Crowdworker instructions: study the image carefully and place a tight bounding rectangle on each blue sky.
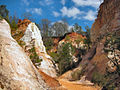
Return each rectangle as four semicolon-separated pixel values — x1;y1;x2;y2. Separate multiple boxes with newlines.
0;0;103;30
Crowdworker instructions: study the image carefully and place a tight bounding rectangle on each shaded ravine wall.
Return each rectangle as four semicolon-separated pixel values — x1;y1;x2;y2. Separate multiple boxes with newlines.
79;0;120;80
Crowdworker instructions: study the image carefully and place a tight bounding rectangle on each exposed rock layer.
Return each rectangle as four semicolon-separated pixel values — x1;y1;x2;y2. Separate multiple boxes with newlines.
91;0;120;42
0;19;48;90
83;0;120;79
21;22;57;77
11;19;31;40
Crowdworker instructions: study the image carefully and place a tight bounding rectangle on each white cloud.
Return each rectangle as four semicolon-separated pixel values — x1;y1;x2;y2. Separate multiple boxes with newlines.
57;20;64;24
61;7;83;19
22;0;29;6
26;8;42;15
39;0;53;6
83;10;96;21
61;0;65;5
72;0;102;8
53;11;60;17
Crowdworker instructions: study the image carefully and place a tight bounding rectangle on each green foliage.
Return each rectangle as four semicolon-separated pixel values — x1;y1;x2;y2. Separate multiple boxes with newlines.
0;5;18;32
49;52;58;63
84;26;91;49
91;71;119;90
71;69;85;81
35;59;43;63
43;37;54;52
75;37;84;45
75;39;81;45
73;23;84;35
0;5;10;24
104;33;120;52
104;33;120;75
91;72;107;87
10;17;18;30
0;5;18;33
0;5;9;19
104;70;120;90
53;43;75;75
58;43;73;75
29;47;42;64
0;15;3;20
17;40;26;47
102;33;120;89
65;35;70;41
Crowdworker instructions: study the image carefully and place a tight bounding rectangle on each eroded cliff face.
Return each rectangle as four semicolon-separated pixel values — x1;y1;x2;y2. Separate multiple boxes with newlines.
21;22;57;78
91;0;120;42
83;0;120;79
21;23;46;53
11;19;31;41
58;32;87;63
0;19;48;90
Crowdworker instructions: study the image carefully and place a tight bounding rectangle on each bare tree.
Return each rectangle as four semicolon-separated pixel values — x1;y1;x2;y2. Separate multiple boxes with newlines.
40;19;51;37
21;12;34;21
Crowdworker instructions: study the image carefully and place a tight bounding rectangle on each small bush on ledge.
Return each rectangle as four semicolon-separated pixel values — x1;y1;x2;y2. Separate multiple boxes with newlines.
29;47;42;64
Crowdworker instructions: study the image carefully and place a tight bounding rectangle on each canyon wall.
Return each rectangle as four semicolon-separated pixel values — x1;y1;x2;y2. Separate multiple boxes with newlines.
78;0;120;80
91;0;120;42
0;19;49;89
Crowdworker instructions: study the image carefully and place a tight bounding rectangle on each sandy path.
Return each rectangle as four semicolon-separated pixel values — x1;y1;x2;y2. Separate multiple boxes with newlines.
58;79;100;90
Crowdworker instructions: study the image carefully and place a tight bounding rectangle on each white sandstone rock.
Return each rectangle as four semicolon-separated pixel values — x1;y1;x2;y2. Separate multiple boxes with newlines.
21;22;57;77
0;19;48;90
21;23;46;53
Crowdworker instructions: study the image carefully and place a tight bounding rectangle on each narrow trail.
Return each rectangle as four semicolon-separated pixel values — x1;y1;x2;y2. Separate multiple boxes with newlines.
57;79;100;90
37;52;100;90
57;71;100;90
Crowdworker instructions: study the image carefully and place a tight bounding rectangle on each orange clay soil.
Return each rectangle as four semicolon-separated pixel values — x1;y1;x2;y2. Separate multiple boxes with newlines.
57;70;101;90
38;69;60;88
39;69;100;90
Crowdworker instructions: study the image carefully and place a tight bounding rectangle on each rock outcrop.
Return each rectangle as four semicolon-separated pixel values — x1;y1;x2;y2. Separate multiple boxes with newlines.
58;32;86;49
49;32;86;53
11;19;31;41
58;32;86;63
79;0;120;80
21;23;46;53
91;0;120;42
0;19;48;89
21;22;57;77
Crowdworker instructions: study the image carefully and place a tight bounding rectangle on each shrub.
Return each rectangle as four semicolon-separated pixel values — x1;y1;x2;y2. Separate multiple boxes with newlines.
75;39;81;45
91;72;107;87
10;19;18;31
29;47;42;64
49;52;58;63
35;59;43;63
65;35;70;41
43;37;54;52
0;5;9;19
54;42;75;75
71;69;84;81
17;40;26;47
0;15;3;20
